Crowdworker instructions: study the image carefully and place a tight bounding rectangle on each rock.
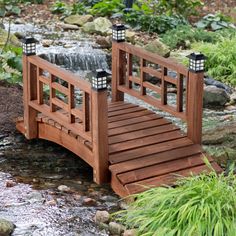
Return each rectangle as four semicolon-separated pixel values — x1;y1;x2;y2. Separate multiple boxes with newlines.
126;30;136;44
83;197;97;206
204;76;233;94
119;201;129;210
58;23;80;31
58;185;71;193
0;28;20;47
45;200;57;206
94;210;110;224
63;44;73;48
98;222;109;231
109;222;125;235
95;36;112;49
123;229;137;236
144;39;170;57
83;17;112;36
64;15;93;26
203;85;230;107
230;92;236;105
5;180;16;188
42;39;53;47
14;18;25;24
26;191;45;204
0;219;15;236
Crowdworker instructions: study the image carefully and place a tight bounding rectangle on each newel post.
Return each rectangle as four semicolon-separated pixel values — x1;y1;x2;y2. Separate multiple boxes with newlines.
186;52;206;144
22;37;38;139
91;69;109;184
111;24;126;102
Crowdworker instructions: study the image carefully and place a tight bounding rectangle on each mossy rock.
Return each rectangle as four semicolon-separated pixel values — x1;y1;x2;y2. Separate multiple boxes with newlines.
0;28;20;47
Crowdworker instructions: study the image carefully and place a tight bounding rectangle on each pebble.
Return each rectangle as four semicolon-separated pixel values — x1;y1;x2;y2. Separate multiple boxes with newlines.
57;185;71;193
123;229;137;236
5;180;16;188
108;222;125;236
82;197;97;206
42;39;53;47
45;200;57;206
94;210;110;224
0;219;15;236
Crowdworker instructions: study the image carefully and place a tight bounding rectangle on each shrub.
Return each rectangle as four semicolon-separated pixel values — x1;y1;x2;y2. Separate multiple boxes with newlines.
116;163;236;236
160;25;218;50
192;38;236;86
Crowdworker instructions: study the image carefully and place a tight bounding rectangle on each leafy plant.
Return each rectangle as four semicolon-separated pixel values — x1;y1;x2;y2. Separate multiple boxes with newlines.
196;13;236;31
116;162;236;236
160;25;218;50
51;1;67;14
0;46;22;83
0;0;21;17
90;0;124;17
192;38;236;86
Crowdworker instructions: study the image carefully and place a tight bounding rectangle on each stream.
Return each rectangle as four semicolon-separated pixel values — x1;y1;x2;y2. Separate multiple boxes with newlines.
1;22;236;235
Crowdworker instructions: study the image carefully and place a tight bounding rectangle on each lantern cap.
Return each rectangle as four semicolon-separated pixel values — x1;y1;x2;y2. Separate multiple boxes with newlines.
187;52;207;60
93;69;111;78
21;37;38;44
112;24;127;30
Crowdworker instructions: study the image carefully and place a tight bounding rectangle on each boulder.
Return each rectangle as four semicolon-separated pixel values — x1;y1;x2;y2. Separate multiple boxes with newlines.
230;92;236;105
83;17;112;36
0;28;20;47
95;36;112;49
0;219;15;236
64;15;93;26
123;229;137;236
58;23;80;31
108;222;125;235
126;30;136;44
203;85;230;108
144;39;170;57
94;210;110;224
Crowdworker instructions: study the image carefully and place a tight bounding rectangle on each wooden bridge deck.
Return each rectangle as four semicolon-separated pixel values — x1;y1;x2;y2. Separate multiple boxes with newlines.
17;40;222;197
16;100;221;197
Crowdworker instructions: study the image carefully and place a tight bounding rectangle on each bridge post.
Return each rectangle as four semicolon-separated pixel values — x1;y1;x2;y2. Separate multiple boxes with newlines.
111;24;127;102
22;37;38;139
187;53;206;144
91;70;109;184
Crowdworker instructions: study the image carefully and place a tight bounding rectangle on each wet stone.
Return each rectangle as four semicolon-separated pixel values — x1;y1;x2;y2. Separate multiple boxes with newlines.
57;185;71;193
0;219;15;236
94;210;110;224
5;180;17;188
82;197;97;206
108;222;125;236
123;229;137;236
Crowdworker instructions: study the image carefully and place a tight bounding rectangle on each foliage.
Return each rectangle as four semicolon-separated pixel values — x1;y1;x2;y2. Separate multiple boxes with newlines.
0;0;21;16
195;13;236;31
192;38;236;86
90;0;124;17
0;46;22;83
116;163;236;236
51;1;67;14
124;11;188;34
160;25;218;50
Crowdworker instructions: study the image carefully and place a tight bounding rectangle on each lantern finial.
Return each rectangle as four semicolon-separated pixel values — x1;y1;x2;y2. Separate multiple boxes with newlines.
187;52;207;73
22;37;37;56
92;69;110;90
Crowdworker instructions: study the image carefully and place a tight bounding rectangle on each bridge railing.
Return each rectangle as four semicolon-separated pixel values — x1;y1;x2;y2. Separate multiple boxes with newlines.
112;42;204;144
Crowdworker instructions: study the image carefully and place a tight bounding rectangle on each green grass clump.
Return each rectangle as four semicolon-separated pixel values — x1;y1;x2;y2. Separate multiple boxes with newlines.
192;38;236;86
117;165;236;236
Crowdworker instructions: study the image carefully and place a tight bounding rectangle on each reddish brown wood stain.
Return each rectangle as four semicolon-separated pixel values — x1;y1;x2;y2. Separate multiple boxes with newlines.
16;42;222;197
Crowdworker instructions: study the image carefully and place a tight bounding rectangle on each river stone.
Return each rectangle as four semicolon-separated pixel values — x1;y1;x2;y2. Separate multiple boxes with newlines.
58;185;71;193
0;219;15;236
64;15;93;26
203;85;230;107
144;39;170;57
82;22;96;34
58;23;80;31
0;28;20;47
95;210;110;223
95;36;111;49
109;222;125;235
123;229;137;236
230;92;236;104
126;30;136;44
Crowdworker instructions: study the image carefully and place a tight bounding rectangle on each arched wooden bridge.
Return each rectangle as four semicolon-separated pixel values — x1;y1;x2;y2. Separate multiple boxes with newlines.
16;41;222;197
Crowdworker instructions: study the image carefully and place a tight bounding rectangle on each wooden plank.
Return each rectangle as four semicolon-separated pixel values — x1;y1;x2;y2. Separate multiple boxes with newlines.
108;103;138;112
51;82;69;96
38;75;50;85
164;75;177;85
127;53;132;89
109;144;203;174
176;73;183;112
118;153;208;185
108;101;128;108
161;67;167;105
71;108;83;120
108;113;160;129
108;106;146;117
83;92;90;132
28;56;92;94
109;137;193;164
37;68;43;105
108;110;154;123
125;162;222;194
143;81;161;94
142;67;162;79
109;130;185;154
109;123;179;144
51;97;68;111
108;118;171;136
129;76;140;85
68;84;75;123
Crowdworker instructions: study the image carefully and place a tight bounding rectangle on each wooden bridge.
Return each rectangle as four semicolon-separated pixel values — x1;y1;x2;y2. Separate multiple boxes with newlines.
16;40;222;197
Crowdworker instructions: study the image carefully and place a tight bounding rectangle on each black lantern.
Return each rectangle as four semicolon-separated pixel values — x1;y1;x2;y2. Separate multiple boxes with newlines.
187;52;207;73
92;69;109;90
112;24;126;42
22;37;37;56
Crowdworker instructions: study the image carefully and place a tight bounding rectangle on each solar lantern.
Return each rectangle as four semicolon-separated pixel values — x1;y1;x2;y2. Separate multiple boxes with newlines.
92;69;110;90
112;24;126;42
22;37;37;56
187;52;207;73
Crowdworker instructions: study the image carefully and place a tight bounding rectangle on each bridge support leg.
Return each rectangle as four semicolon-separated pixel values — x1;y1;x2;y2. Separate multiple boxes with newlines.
187;71;204;144
23;55;38;139
91;89;109;184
